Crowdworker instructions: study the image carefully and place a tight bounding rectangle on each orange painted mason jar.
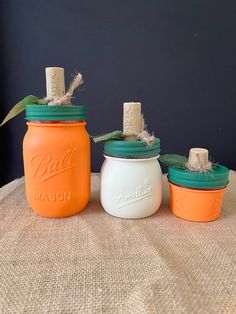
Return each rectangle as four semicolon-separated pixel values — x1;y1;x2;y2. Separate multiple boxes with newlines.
23;105;90;218
168;164;229;222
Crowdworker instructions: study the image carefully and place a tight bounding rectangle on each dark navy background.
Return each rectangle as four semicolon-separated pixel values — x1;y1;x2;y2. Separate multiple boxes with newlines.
0;0;236;186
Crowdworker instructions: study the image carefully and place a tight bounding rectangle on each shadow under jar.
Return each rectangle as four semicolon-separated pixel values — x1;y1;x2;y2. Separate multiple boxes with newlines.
23;105;90;218
100;139;162;219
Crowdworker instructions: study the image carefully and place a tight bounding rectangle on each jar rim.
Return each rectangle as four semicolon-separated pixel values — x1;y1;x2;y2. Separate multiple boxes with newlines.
104;154;159;161
25;105;87;121
103;138;160;158
168;164;229;189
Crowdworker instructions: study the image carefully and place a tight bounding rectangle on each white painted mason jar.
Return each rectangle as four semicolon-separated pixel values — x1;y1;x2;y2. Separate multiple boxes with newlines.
100;139;162;219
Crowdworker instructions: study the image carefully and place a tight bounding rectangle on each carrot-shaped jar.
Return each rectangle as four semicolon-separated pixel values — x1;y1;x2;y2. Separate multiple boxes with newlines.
23;105;90;218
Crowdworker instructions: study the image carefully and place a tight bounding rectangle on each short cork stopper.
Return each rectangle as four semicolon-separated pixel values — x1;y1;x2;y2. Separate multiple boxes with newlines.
45;67;65;98
186;148;212;172
123;102;142;141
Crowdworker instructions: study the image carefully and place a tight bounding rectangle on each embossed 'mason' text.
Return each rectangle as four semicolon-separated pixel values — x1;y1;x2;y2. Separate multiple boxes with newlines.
31;149;78;181
34;192;71;202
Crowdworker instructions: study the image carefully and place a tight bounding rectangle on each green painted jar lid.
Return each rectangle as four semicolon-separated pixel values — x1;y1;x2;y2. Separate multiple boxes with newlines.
168;164;229;189
104;138;160;159
25;105;86;121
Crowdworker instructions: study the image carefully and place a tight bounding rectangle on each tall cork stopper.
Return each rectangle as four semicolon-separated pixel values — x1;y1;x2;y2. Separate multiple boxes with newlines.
123;102;142;141
186;148;212;172
45;67;65;98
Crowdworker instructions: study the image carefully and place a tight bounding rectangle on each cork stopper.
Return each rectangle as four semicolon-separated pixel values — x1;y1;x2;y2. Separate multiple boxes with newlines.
186;148;212;172
123;102;142;141
45;67;65;98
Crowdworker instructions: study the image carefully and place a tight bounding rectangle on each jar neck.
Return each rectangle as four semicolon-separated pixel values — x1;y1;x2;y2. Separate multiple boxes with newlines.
26;120;86;127
26;120;86;124
168;181;226;191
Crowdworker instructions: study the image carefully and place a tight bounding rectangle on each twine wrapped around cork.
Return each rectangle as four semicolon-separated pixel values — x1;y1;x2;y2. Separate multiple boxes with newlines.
45;67;83;105
93;101;156;145
0;67;84;126
186;148;212;172
159;148;213;173
123;102;155;145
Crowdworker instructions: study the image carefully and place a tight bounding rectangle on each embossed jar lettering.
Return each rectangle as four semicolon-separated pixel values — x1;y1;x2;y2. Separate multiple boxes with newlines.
113;178;153;208
31;149;78;181
34;192;71;202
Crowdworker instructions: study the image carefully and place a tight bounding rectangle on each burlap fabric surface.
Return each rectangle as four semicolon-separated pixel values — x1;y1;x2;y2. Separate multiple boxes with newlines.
0;172;235;314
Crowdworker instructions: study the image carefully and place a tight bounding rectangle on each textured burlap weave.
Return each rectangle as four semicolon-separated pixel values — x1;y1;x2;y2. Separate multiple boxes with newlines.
0;172;235;314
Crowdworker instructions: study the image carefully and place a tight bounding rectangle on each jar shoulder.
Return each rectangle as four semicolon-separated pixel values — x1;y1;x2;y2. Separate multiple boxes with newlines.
101;158;162;177
23;124;90;149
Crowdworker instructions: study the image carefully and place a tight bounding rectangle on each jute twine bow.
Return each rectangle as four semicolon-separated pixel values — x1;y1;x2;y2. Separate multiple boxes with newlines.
137;115;155;146
186;156;212;172
45;73;83;106
137;130;155;146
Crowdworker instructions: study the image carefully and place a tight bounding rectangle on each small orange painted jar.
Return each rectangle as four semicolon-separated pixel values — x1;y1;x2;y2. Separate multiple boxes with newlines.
168;164;229;222
23;105;90;218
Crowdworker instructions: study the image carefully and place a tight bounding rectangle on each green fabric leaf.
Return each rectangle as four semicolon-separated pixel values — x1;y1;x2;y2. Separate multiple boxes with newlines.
91;131;123;143
1;95;40;126
159;154;188;168
38;98;48;105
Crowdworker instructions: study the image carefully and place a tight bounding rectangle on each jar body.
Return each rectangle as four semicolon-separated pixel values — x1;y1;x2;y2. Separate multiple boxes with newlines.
23;121;90;218
100;156;162;219
168;181;226;222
